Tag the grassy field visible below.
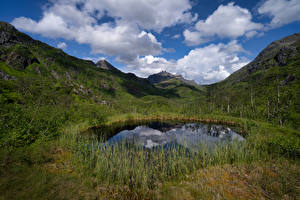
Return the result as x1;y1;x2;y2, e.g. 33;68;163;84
1;114;299;200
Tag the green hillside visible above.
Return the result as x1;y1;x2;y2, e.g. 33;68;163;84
207;33;300;129
0;21;206;146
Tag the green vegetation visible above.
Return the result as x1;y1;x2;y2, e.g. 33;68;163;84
0;22;299;199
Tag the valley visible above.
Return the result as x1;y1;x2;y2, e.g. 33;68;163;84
0;21;299;199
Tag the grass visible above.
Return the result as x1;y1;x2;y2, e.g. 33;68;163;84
159;158;300;200
0;114;299;200
52;115;298;199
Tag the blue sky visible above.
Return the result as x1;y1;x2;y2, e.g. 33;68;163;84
0;0;299;84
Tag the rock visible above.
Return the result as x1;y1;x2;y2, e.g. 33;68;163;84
51;70;60;79
65;72;72;80
1;54;7;61
96;60;120;71
227;33;300;84
34;67;40;74
103;83;108;89
0;21;33;46
100;100;107;105
148;71;177;84
73;88;79;94
275;46;296;66
0;70;17;80
281;75;295;86
5;49;40;70
87;88;93;94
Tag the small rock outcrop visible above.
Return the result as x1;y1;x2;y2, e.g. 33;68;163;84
0;22;40;70
0;21;33;46
0;70;17;80
4;49;40;70
96;60;119;72
281;75;295;86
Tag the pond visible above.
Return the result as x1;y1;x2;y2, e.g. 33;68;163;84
90;121;245;151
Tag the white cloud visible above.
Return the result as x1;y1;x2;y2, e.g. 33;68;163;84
203;65;230;81
126;41;249;84
82;0;195;32
258;0;300;28
57;42;67;49
13;17;161;62
184;3;263;46
126;55;175;76
12;15;74;39
183;30;208;45
75;22;163;62
10;0;254;84
173;34;181;39
11;0;194;62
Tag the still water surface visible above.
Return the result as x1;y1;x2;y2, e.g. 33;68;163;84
105;122;244;150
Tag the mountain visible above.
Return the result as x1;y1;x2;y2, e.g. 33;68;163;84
0;21;208;146
207;33;300;128
1;20;300;148
147;71;205;97
224;33;300;84
96;60;120;72
148;71;198;86
0;21;176;100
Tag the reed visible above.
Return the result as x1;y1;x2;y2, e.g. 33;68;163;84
56;115;298;198
60;126;266;198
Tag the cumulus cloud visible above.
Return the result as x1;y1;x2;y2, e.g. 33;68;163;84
127;41;249;84
258;0;300;28
184;2;263;46
12;15;74;39
83;0;196;32
126;55;175;76
12;0;194;62
57;42;67;49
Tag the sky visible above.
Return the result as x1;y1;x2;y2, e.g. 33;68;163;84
0;0;299;84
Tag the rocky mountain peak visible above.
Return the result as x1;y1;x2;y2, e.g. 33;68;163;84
148;71;197;86
96;60;119;71
148;71;177;84
247;33;300;73
223;33;300;84
0;22;33;46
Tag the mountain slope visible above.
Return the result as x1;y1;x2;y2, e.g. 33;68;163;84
0;21;208;145
0;21;177;100
148;71;198;86
224;33;300;84
147;71;206;98
207;33;300;128
1;20;300;147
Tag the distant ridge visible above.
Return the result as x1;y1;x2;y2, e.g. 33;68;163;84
147;71;198;86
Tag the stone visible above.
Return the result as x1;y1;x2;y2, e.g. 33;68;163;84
281;75;295;86
51;70;60;79
0;70;17;80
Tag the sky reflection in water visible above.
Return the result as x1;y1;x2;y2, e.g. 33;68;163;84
107;123;244;151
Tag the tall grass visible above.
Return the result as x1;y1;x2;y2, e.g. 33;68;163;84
59;120;268;198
